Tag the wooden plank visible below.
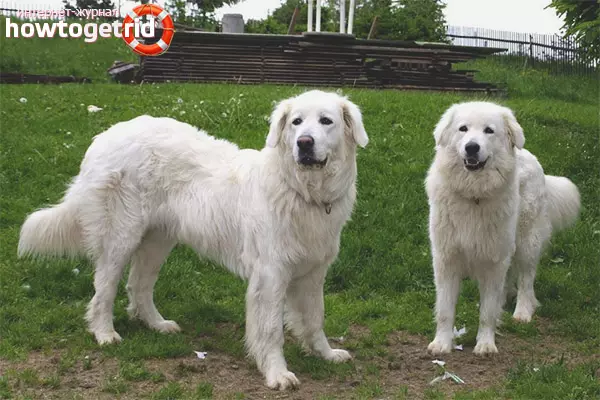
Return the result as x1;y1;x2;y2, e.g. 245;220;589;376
288;7;299;35
0;72;91;84
367;16;378;40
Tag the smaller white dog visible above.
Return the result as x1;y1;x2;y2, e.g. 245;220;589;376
425;102;580;355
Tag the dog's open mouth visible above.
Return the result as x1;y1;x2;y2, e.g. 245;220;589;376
299;156;327;169
463;157;487;171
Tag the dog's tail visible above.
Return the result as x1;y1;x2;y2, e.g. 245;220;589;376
545;175;581;232
18;199;83;258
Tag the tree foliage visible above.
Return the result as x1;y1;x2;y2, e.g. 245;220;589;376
63;0;115;10
246;0;447;42
548;0;600;62
165;0;240;30
247;0;336;34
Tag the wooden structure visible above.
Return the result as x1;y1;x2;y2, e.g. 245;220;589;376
138;31;506;92
0;72;91;84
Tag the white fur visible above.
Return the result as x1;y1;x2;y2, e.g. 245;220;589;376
425;102;580;355
18;90;368;390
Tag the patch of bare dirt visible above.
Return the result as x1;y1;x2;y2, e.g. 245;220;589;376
1;321;597;400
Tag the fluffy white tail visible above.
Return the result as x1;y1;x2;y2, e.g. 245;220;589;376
18;201;82;258
545;175;581;232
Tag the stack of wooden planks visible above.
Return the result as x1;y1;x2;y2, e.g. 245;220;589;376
138;31;506;92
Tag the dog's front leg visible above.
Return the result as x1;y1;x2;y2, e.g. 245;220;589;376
285;267;352;362
474;258;510;355
428;255;462;355
246;269;299;390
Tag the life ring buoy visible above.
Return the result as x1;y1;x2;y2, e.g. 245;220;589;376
122;4;174;56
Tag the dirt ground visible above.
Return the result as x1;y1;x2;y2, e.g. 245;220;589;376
2;323;597;400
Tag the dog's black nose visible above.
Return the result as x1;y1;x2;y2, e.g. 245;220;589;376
297;136;314;150
465;141;480;156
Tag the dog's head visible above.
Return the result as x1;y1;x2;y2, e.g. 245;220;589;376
433;101;524;172
265;90;368;169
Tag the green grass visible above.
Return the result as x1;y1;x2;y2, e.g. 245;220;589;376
1;29;599;399
0;18;137;82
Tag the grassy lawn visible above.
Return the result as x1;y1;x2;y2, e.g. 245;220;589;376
0;33;599;399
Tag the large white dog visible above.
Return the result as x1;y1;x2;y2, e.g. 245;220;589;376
18;90;369;390
425;102;580;355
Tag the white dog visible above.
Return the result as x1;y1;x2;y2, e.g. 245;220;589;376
425;102;580;355
18;90;369;390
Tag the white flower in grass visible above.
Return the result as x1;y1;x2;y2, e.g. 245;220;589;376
221;112;227;118
87;105;103;113
22;284;31;291
177;98;183;104
180;110;186;115
19;97;27;103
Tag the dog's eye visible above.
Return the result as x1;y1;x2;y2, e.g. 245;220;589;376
484;127;494;134
292;118;303;126
459;125;468;132
319;117;333;125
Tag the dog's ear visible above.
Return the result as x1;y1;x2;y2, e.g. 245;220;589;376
266;99;291;148
502;107;525;149
433;104;457;147
342;98;369;148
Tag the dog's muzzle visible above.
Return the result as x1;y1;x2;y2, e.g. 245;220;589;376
463;157;487;171
298;155;328;168
296;135;327;168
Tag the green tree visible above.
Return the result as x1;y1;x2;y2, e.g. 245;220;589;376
164;0;241;30
246;0;446;42
63;0;115;10
353;0;446;41
247;0;336;34
548;0;600;63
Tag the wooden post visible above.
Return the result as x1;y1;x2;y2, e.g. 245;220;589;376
529;34;535;67
339;0;345;33
307;0;313;32
367;16;378;39
316;0;322;32
288;7;299;34
347;0;355;34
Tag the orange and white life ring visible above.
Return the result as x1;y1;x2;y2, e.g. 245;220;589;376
121;4;174;56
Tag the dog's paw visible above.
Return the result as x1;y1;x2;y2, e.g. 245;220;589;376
152;320;182;333
94;330;122;345
427;339;452;355
266;370;300;391
512;310;533;323
473;341;498;356
324;349;352;363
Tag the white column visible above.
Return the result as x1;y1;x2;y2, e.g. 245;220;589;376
307;0;314;32
347;0;355;34
339;0;345;33
315;0;322;32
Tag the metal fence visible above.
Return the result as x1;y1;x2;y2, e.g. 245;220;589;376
446;26;597;76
